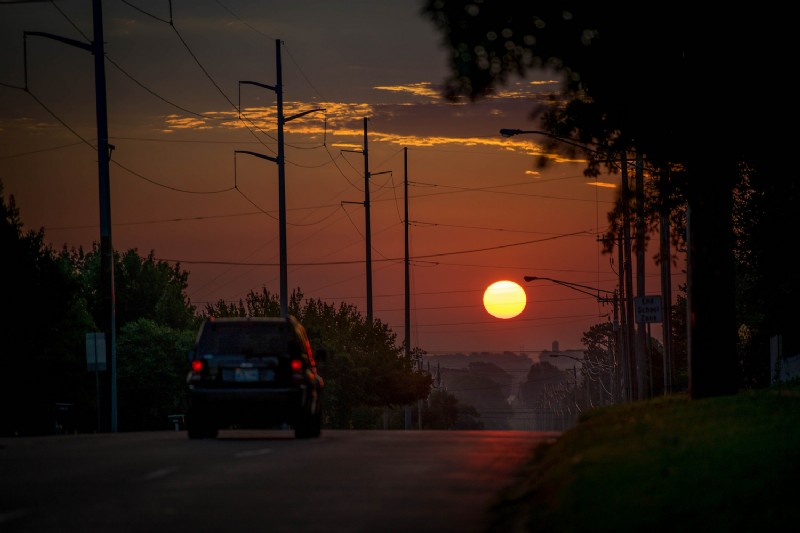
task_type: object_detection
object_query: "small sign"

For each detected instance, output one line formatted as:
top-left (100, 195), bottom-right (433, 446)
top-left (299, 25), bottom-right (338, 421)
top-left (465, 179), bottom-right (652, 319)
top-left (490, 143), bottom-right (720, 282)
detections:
top-left (635, 295), bottom-right (663, 323)
top-left (86, 332), bottom-right (107, 371)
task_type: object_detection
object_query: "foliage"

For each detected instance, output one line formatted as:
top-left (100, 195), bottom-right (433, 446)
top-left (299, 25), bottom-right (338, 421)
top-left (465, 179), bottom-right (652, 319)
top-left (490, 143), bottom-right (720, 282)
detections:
top-left (116, 318), bottom-right (195, 431)
top-left (2, 183), bottom-right (201, 434)
top-left (733, 165), bottom-right (799, 388)
top-left (466, 361), bottom-right (513, 396)
top-left (421, 389), bottom-right (483, 430)
top-left (517, 361), bottom-right (577, 431)
top-left (5, 177), bottom-right (434, 433)
top-left (1, 185), bottom-right (96, 436)
top-left (580, 322), bottom-right (615, 369)
top-left (422, 2), bottom-right (786, 176)
top-left (441, 368), bottom-right (512, 429)
top-left (488, 389), bottom-right (800, 532)
top-left (669, 285), bottom-right (689, 392)
top-left (67, 245), bottom-right (198, 332)
top-left (518, 361), bottom-right (568, 406)
top-left (580, 322), bottom-right (618, 402)
top-left (422, 2), bottom-right (798, 397)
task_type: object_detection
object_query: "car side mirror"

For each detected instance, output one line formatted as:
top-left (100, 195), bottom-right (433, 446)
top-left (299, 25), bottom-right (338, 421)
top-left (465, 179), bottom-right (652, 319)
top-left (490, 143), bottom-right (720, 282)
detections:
top-left (187, 349), bottom-right (195, 363)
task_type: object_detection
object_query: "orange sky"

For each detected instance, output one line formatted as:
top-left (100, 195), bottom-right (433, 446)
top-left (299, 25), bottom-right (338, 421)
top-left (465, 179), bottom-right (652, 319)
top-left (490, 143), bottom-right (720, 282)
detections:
top-left (0, 1), bottom-right (678, 357)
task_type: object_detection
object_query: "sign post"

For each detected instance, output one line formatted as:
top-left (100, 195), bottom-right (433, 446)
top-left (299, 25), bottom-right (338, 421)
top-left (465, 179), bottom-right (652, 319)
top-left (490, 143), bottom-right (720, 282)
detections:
top-left (86, 332), bottom-right (106, 431)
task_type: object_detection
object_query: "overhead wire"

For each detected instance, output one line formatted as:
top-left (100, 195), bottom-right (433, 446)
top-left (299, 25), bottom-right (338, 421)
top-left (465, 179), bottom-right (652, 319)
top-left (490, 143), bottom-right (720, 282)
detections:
top-left (155, 228), bottom-right (598, 267)
top-left (28, 1), bottom-right (241, 195)
top-left (21, 3), bottom-right (628, 351)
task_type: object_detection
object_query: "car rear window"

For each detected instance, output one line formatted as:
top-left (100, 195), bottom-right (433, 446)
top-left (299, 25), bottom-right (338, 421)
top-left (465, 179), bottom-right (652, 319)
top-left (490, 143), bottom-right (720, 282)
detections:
top-left (197, 321), bottom-right (291, 358)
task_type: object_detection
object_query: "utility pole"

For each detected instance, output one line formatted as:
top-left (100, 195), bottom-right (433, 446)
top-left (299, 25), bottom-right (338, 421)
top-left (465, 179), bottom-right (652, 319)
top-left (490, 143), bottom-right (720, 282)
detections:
top-left (403, 147), bottom-right (418, 430)
top-left (237, 39), bottom-right (322, 317)
top-left (93, 0), bottom-right (117, 433)
top-left (343, 118), bottom-right (389, 323)
top-left (621, 154), bottom-right (638, 401)
top-left (25, 0), bottom-right (117, 431)
top-left (660, 168), bottom-right (673, 394)
top-left (363, 118), bottom-right (372, 323)
top-left (404, 146), bottom-right (410, 357)
top-left (618, 233), bottom-right (630, 402)
top-left (635, 151), bottom-right (647, 399)
top-left (275, 39), bottom-right (288, 318)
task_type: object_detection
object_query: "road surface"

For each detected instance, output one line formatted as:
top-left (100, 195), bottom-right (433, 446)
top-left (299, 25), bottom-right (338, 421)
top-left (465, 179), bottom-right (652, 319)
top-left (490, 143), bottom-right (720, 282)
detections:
top-left (0, 429), bottom-right (559, 532)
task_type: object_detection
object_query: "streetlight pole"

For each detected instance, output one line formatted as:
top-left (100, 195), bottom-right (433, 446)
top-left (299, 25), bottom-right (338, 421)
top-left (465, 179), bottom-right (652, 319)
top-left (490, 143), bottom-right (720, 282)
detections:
top-left (500, 128), bottom-right (602, 153)
top-left (523, 275), bottom-right (616, 301)
top-left (524, 275), bottom-right (621, 404)
top-left (506, 127), bottom-right (639, 400)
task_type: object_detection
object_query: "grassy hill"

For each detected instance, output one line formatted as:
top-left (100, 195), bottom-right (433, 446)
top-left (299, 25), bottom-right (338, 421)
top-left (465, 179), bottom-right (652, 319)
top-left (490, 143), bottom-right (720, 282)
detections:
top-left (488, 384), bottom-right (800, 532)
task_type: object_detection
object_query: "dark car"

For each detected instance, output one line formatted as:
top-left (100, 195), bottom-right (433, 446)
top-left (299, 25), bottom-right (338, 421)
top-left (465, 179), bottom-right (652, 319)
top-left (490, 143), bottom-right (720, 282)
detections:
top-left (185, 315), bottom-right (325, 439)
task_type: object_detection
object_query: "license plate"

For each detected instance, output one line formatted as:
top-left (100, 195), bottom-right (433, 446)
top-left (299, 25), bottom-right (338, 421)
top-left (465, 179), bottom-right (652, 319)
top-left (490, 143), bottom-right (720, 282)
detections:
top-left (234, 368), bottom-right (259, 382)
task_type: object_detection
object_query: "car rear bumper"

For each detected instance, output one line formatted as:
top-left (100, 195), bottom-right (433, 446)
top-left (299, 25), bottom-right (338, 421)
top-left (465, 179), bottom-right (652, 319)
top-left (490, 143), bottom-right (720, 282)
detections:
top-left (188, 385), bottom-right (313, 427)
top-left (190, 385), bottom-right (306, 405)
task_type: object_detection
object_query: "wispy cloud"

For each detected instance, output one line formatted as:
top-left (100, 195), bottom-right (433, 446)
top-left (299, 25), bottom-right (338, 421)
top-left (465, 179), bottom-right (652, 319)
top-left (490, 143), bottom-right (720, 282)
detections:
top-left (588, 181), bottom-right (617, 189)
top-left (157, 88), bottom-right (583, 164)
top-left (528, 80), bottom-right (561, 87)
top-left (373, 82), bottom-right (441, 99)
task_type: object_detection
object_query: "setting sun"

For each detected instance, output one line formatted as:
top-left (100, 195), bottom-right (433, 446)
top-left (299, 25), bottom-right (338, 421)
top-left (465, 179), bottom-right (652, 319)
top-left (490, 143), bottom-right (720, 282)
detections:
top-left (483, 280), bottom-right (527, 319)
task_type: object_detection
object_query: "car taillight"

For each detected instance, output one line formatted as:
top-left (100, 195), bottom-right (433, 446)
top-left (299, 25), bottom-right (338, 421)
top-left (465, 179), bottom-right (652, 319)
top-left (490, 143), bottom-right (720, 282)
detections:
top-left (291, 359), bottom-right (303, 383)
top-left (191, 360), bottom-right (204, 373)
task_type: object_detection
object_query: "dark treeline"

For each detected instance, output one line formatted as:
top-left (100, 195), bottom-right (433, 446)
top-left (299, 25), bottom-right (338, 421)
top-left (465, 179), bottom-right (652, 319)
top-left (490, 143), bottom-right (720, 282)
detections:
top-left (423, 1), bottom-right (799, 397)
top-left (2, 183), bottom-right (451, 436)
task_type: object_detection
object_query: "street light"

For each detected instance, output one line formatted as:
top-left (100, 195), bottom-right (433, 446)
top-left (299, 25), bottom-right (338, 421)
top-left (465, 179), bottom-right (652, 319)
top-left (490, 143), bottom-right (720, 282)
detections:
top-left (525, 275), bottom-right (624, 404)
top-left (524, 275), bottom-right (616, 301)
top-left (500, 128), bottom-right (606, 155)
top-left (507, 126), bottom-right (667, 402)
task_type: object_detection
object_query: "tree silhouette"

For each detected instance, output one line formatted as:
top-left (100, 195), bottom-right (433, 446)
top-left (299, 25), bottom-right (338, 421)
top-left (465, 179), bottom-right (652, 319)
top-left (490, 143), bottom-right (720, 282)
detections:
top-left (422, 2), bottom-right (796, 398)
top-left (1, 184), bottom-right (95, 435)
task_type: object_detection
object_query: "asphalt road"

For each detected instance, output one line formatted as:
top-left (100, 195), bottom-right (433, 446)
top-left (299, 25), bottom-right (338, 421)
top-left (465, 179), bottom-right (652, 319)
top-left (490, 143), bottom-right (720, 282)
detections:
top-left (0, 429), bottom-right (558, 532)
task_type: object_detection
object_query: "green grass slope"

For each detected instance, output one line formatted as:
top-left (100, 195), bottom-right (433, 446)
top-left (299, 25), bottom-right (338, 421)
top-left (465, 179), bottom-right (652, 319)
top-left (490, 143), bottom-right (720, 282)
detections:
top-left (489, 385), bottom-right (800, 532)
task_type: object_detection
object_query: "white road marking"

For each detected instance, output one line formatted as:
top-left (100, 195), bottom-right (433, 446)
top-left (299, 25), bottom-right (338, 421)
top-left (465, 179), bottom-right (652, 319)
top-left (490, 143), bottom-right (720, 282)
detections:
top-left (234, 448), bottom-right (273, 458)
top-left (142, 466), bottom-right (180, 481)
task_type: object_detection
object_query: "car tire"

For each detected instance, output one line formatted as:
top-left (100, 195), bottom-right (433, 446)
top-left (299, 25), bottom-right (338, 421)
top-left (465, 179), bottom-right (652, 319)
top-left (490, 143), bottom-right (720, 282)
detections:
top-left (311, 409), bottom-right (322, 438)
top-left (294, 416), bottom-right (310, 439)
top-left (294, 410), bottom-right (321, 439)
top-left (187, 408), bottom-right (218, 439)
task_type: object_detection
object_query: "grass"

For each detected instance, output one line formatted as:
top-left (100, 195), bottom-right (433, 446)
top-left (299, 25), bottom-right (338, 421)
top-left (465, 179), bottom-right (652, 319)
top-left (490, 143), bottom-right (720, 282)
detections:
top-left (488, 383), bottom-right (800, 532)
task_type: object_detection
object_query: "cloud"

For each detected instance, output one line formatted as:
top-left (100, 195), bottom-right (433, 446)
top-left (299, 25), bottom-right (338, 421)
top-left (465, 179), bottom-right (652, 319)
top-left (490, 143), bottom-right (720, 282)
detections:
top-left (588, 181), bottom-right (617, 189)
top-left (155, 89), bottom-right (583, 164)
top-left (373, 82), bottom-right (441, 99)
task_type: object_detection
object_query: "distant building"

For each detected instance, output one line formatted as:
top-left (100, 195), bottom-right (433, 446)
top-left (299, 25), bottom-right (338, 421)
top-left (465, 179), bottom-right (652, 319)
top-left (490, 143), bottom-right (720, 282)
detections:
top-left (538, 341), bottom-right (585, 372)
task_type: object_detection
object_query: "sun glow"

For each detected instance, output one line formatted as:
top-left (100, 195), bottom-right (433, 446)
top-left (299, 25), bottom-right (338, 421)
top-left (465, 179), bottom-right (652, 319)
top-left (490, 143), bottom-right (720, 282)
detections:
top-left (483, 280), bottom-right (527, 319)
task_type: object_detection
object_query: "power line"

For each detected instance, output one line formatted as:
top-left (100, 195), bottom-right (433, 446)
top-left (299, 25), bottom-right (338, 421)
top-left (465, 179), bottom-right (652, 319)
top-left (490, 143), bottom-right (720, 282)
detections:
top-left (0, 140), bottom-right (85, 160)
top-left (409, 219), bottom-right (598, 237)
top-left (154, 229), bottom-right (596, 266)
top-left (112, 159), bottom-right (235, 194)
